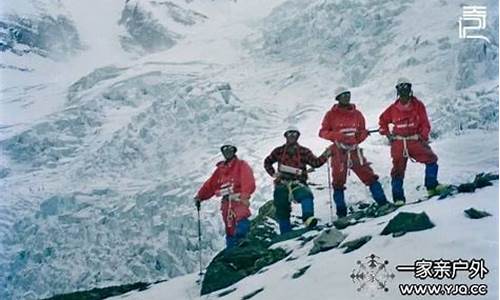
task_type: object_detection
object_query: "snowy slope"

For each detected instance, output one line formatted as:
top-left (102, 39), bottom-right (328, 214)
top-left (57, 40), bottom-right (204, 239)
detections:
top-left (0, 0), bottom-right (498, 299)
top-left (109, 179), bottom-right (499, 300)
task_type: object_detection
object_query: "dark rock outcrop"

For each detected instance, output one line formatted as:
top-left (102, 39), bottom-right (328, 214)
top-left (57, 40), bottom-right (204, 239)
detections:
top-left (200, 201), bottom-right (288, 295)
top-left (340, 235), bottom-right (372, 253)
top-left (309, 228), bottom-right (346, 255)
top-left (381, 212), bottom-right (434, 237)
top-left (464, 208), bottom-right (492, 219)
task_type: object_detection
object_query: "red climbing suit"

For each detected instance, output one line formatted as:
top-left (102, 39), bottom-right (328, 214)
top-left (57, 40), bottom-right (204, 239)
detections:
top-left (319, 104), bottom-right (379, 189)
top-left (196, 157), bottom-right (256, 235)
top-left (379, 96), bottom-right (437, 178)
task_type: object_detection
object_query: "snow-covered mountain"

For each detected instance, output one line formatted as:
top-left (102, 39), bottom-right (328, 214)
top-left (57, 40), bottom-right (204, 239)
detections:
top-left (0, 0), bottom-right (498, 299)
top-left (108, 175), bottom-right (500, 300)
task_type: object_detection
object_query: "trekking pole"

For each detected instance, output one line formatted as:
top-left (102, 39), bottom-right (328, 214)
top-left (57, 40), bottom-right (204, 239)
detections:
top-left (368, 128), bottom-right (379, 134)
top-left (196, 204), bottom-right (203, 283)
top-left (326, 156), bottom-right (334, 225)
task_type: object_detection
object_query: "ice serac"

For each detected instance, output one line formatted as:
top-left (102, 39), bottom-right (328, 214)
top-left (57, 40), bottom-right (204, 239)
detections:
top-left (0, 60), bottom-right (278, 299)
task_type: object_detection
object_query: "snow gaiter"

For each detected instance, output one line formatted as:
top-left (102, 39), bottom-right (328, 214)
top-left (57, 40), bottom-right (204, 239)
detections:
top-left (300, 198), bottom-right (314, 222)
top-left (425, 163), bottom-right (439, 190)
top-left (369, 181), bottom-right (388, 205)
top-left (333, 188), bottom-right (347, 217)
top-left (278, 219), bottom-right (292, 234)
top-left (391, 177), bottom-right (405, 202)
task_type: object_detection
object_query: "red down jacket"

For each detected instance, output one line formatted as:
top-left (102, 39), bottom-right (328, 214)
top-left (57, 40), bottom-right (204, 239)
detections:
top-left (196, 157), bottom-right (256, 230)
top-left (378, 96), bottom-right (431, 141)
top-left (319, 104), bottom-right (369, 145)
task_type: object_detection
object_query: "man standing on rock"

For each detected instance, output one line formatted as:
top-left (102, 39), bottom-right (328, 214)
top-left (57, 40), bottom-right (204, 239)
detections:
top-left (379, 78), bottom-right (447, 205)
top-left (195, 143), bottom-right (256, 249)
top-left (319, 87), bottom-right (389, 218)
top-left (264, 126), bottom-right (331, 234)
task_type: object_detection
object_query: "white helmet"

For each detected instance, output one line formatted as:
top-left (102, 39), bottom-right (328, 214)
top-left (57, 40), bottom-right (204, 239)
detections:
top-left (334, 86), bottom-right (350, 99)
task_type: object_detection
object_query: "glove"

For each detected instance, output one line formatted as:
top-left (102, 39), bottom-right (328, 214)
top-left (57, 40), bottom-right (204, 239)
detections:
top-left (194, 196), bottom-right (201, 209)
top-left (387, 134), bottom-right (395, 143)
top-left (321, 147), bottom-right (332, 158)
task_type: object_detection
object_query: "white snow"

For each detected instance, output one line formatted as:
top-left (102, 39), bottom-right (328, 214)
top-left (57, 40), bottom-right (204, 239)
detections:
top-left (109, 183), bottom-right (499, 300)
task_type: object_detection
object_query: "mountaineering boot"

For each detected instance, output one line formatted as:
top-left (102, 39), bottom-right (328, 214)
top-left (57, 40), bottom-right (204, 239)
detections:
top-left (394, 200), bottom-right (406, 207)
top-left (427, 183), bottom-right (451, 198)
top-left (424, 162), bottom-right (451, 197)
top-left (304, 216), bottom-right (318, 228)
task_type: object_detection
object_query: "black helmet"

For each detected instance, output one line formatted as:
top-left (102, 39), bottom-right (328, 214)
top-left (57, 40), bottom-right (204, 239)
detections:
top-left (283, 126), bottom-right (300, 137)
top-left (395, 77), bottom-right (412, 92)
top-left (220, 144), bottom-right (237, 153)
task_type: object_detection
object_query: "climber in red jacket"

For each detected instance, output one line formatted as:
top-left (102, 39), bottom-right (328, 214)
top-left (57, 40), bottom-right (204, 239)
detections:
top-left (319, 87), bottom-right (389, 218)
top-left (194, 143), bottom-right (256, 248)
top-left (379, 78), bottom-right (446, 205)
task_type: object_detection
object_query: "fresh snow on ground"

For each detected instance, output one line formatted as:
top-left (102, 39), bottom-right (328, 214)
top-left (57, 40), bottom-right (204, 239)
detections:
top-left (109, 182), bottom-right (499, 300)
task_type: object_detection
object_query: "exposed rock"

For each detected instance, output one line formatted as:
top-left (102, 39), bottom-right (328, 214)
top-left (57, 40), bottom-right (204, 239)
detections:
top-left (119, 3), bottom-right (178, 53)
top-left (242, 288), bottom-right (264, 300)
top-left (464, 208), bottom-right (492, 219)
top-left (200, 201), bottom-right (288, 295)
top-left (473, 173), bottom-right (499, 189)
top-left (457, 183), bottom-right (475, 193)
top-left (292, 265), bottom-right (311, 279)
top-left (43, 281), bottom-right (155, 300)
top-left (340, 236), bottom-right (372, 253)
top-left (381, 212), bottom-right (435, 237)
top-left (218, 287), bottom-right (237, 297)
top-left (309, 228), bottom-right (346, 255)
top-left (333, 217), bottom-right (360, 230)
top-left (0, 14), bottom-right (82, 58)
